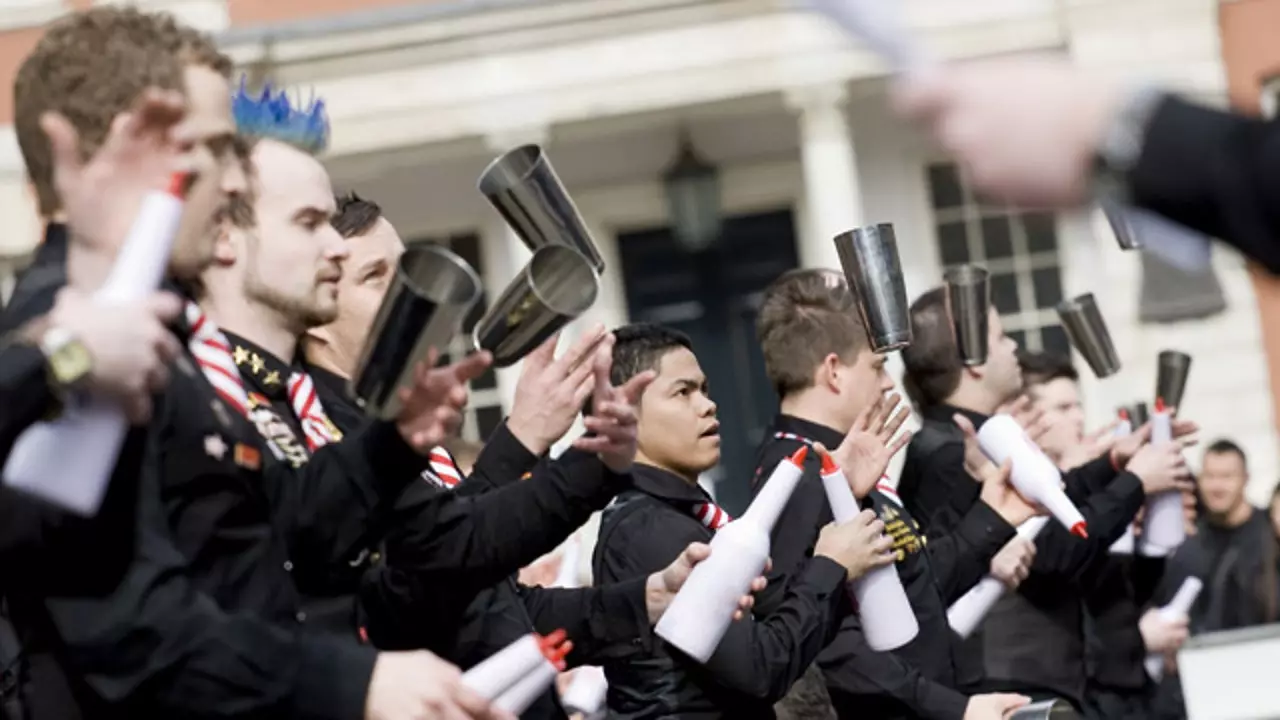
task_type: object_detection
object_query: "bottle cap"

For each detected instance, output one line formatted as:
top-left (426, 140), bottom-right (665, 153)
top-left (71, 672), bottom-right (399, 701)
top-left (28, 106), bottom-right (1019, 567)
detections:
top-left (820, 452), bottom-right (838, 475)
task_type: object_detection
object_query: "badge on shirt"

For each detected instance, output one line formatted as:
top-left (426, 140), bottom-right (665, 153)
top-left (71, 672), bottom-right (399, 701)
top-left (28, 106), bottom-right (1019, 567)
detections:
top-left (233, 443), bottom-right (261, 471)
top-left (204, 434), bottom-right (228, 461)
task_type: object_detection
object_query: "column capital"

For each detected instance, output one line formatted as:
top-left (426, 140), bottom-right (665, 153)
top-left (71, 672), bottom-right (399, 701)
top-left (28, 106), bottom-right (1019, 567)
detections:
top-left (483, 125), bottom-right (552, 153)
top-left (783, 83), bottom-right (850, 117)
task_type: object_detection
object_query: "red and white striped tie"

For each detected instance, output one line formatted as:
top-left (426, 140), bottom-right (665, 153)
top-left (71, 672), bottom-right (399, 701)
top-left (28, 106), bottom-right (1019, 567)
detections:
top-left (185, 302), bottom-right (251, 417)
top-left (427, 447), bottom-right (463, 488)
top-left (694, 501), bottom-right (732, 530)
top-left (286, 372), bottom-right (342, 451)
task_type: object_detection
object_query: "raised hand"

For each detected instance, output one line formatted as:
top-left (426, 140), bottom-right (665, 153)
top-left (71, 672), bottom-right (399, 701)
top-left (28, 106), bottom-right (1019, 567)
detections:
top-left (394, 349), bottom-right (493, 452)
top-left (645, 542), bottom-right (768, 624)
top-left (365, 650), bottom-right (513, 720)
top-left (826, 392), bottom-right (912, 497)
top-left (1111, 415), bottom-right (1201, 468)
top-left (813, 509), bottom-right (896, 581)
top-left (36, 287), bottom-right (184, 423)
top-left (572, 335), bottom-right (655, 472)
top-left (507, 325), bottom-right (607, 456)
top-left (1126, 442), bottom-right (1190, 496)
top-left (1058, 422), bottom-right (1119, 471)
top-left (46, 88), bottom-right (192, 273)
top-left (953, 413), bottom-right (1046, 526)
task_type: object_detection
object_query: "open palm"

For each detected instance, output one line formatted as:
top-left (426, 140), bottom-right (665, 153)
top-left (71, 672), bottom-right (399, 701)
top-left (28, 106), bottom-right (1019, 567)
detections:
top-left (827, 391), bottom-right (912, 495)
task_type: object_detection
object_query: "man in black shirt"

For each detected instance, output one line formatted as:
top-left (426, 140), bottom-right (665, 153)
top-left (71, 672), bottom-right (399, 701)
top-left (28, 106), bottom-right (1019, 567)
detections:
top-left (898, 287), bottom-right (1190, 708)
top-left (592, 321), bottom-right (903, 719)
top-left (1152, 439), bottom-right (1274, 719)
top-left (1015, 351), bottom-right (1169, 720)
top-left (749, 269), bottom-right (1037, 720)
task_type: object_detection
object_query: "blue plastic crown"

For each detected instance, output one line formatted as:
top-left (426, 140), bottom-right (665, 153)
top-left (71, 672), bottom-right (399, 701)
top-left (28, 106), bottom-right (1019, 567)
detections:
top-left (232, 77), bottom-right (330, 154)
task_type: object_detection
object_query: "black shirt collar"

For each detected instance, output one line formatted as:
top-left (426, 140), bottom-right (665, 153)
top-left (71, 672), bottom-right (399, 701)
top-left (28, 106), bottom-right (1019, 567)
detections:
top-left (768, 413), bottom-right (845, 449)
top-left (631, 463), bottom-right (718, 507)
top-left (35, 223), bottom-right (69, 272)
top-left (921, 402), bottom-right (989, 431)
top-left (222, 332), bottom-right (293, 400)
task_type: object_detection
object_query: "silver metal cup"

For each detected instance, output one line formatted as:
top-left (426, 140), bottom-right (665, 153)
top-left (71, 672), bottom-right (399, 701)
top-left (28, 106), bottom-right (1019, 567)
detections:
top-left (833, 223), bottom-right (912, 353)
top-left (349, 244), bottom-right (484, 420)
top-left (1100, 201), bottom-right (1143, 250)
top-left (1007, 699), bottom-right (1081, 719)
top-left (1056, 293), bottom-right (1121, 379)
top-left (473, 245), bottom-right (600, 368)
top-left (1119, 401), bottom-right (1150, 428)
top-left (477, 144), bottom-right (606, 274)
top-left (1156, 350), bottom-right (1193, 413)
top-left (943, 264), bottom-right (991, 366)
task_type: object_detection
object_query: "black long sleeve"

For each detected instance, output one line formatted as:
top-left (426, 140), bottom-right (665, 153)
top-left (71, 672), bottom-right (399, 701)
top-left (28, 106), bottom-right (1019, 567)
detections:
top-left (361, 450), bottom-right (626, 646)
top-left (599, 506), bottom-right (847, 703)
top-left (40, 435), bottom-right (375, 720)
top-left (1025, 473), bottom-right (1145, 593)
top-left (926, 499), bottom-right (1016, 604)
top-left (1131, 95), bottom-right (1280, 274)
top-left (270, 418), bottom-right (426, 591)
top-left (462, 421), bottom-right (539, 496)
top-left (818, 611), bottom-right (970, 720)
top-left (518, 578), bottom-right (652, 666)
top-left (0, 343), bottom-right (55, 457)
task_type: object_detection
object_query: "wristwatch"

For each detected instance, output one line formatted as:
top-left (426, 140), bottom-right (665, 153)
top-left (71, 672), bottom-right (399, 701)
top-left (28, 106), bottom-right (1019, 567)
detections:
top-left (38, 325), bottom-right (93, 393)
top-left (1092, 84), bottom-right (1167, 204)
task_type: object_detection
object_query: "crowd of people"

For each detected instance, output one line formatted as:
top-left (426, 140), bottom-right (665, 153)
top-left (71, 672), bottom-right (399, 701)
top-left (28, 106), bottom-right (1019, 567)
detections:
top-left (1, 5), bottom-right (1279, 720)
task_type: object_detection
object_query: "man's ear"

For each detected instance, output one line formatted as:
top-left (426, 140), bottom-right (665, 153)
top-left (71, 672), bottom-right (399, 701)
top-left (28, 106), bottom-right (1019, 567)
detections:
top-left (817, 352), bottom-right (843, 392)
top-left (212, 225), bottom-right (239, 266)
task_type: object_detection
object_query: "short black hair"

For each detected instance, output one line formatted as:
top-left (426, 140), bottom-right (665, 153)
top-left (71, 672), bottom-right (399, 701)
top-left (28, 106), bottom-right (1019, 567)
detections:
top-left (610, 323), bottom-right (693, 387)
top-left (901, 287), bottom-right (963, 409)
top-left (1205, 439), bottom-right (1248, 469)
top-left (1018, 349), bottom-right (1078, 387)
top-left (332, 192), bottom-right (383, 239)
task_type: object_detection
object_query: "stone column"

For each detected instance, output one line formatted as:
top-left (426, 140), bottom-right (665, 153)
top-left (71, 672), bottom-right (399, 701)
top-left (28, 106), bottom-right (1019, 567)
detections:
top-left (785, 83), bottom-right (864, 272)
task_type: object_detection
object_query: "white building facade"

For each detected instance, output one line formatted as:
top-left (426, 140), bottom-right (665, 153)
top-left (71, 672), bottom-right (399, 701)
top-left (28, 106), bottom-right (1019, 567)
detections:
top-left (0, 0), bottom-right (1274, 504)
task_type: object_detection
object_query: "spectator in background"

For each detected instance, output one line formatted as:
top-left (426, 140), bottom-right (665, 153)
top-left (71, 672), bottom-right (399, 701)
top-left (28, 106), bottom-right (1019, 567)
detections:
top-left (1151, 440), bottom-right (1274, 719)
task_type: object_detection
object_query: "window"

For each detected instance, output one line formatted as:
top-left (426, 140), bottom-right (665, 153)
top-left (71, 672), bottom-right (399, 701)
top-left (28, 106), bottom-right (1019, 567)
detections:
top-left (408, 231), bottom-right (504, 442)
top-left (926, 163), bottom-right (1070, 356)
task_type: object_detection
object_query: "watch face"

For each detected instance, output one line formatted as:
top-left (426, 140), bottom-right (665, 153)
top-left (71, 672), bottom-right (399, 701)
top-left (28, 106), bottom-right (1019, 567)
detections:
top-left (48, 340), bottom-right (93, 386)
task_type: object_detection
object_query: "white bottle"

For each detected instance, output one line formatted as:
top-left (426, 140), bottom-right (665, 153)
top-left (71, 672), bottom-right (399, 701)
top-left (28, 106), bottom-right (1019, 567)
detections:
top-left (462, 631), bottom-right (561, 700)
top-left (977, 414), bottom-right (1088, 538)
top-left (1145, 577), bottom-right (1203, 681)
top-left (947, 516), bottom-right (1050, 637)
top-left (1110, 411), bottom-right (1137, 555)
top-left (655, 447), bottom-right (809, 662)
top-left (1141, 398), bottom-right (1185, 557)
top-left (4, 173), bottom-right (188, 515)
top-left (561, 666), bottom-right (609, 717)
top-left (818, 453), bottom-right (919, 650)
top-left (494, 637), bottom-right (571, 714)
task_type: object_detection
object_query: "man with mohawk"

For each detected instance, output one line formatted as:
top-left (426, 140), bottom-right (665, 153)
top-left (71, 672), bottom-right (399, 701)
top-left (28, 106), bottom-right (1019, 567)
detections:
top-left (204, 82), bottom-right (750, 720)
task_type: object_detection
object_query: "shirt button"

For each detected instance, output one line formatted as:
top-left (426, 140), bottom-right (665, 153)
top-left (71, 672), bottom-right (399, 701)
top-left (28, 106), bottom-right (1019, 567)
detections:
top-left (296, 611), bottom-right (307, 623)
top-left (370, 552), bottom-right (382, 565)
top-left (283, 561), bottom-right (294, 572)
